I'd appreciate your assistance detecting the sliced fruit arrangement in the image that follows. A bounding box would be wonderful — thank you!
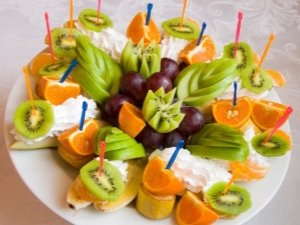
[78,9,113,32]
[186,123,249,162]
[13,100,55,140]
[142,87,185,133]
[174,57,239,106]
[126,12,161,46]
[94,126,146,160]
[120,39,161,78]
[162,17,200,40]
[72,35,123,105]
[205,181,252,218]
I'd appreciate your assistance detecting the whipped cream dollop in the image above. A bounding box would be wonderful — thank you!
[75,21,128,63]
[95,157,129,182]
[12,95,99,144]
[160,33,190,64]
[157,147,232,193]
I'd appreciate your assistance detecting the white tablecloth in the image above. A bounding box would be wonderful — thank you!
[0,0,299,224]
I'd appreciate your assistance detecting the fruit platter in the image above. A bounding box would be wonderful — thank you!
[4,3,293,225]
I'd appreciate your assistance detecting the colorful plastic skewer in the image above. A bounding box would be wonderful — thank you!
[145,3,153,26]
[166,140,185,170]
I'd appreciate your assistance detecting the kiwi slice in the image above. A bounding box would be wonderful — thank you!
[162,17,200,40]
[51,28,83,58]
[205,181,252,216]
[13,100,55,140]
[251,132,289,156]
[78,9,113,32]
[39,60,69,76]
[241,65,273,94]
[223,42,254,72]
[80,159,125,202]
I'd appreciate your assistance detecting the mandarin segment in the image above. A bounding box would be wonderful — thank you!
[30,53,58,76]
[265,69,286,87]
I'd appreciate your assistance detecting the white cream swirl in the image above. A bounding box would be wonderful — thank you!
[12,95,99,144]
[157,147,232,193]
[75,21,128,63]
[160,33,190,64]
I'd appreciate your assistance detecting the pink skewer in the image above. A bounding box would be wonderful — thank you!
[234,12,243,57]
[97,0,102,24]
[263,106,293,143]
[44,12,55,65]
[99,141,106,176]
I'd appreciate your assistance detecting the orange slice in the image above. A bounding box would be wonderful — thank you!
[143,156,185,196]
[176,191,219,225]
[118,102,146,138]
[212,96,252,128]
[126,12,161,46]
[251,99,288,131]
[179,35,216,65]
[58,119,99,156]
[265,69,286,87]
[39,76,81,105]
[63,20,78,28]
[30,53,58,76]
[252,50,261,64]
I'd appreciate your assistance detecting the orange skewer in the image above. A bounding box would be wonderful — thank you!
[69,0,73,42]
[179,0,188,29]
[23,66,36,115]
[253,33,275,79]
[222,168,240,194]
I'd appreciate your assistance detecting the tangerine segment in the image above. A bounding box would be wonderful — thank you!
[176,191,219,225]
[212,96,252,128]
[229,159,269,181]
[143,156,185,196]
[58,119,99,156]
[30,53,58,76]
[118,102,146,138]
[265,69,286,87]
[40,76,81,105]
[179,35,216,65]
[126,12,161,46]
[251,99,288,131]
[252,50,261,64]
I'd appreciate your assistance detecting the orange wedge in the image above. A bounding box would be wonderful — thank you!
[143,156,185,196]
[39,76,81,105]
[176,191,219,225]
[30,53,58,76]
[126,12,161,46]
[179,35,216,65]
[118,102,146,138]
[212,96,252,128]
[265,69,286,87]
[252,50,261,64]
[58,119,99,156]
[251,99,288,131]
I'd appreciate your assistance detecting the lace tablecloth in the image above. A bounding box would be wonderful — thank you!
[0,0,299,224]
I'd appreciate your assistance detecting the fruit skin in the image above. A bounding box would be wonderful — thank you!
[146,72,173,93]
[94,158,147,212]
[9,137,58,150]
[160,57,180,82]
[104,94,135,119]
[136,184,176,220]
[67,178,92,210]
[135,125,165,150]
[78,9,113,32]
[161,129,186,149]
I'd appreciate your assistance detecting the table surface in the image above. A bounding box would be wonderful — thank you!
[1,0,300,224]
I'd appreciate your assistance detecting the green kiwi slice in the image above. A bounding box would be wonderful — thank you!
[78,9,113,32]
[251,132,289,156]
[51,28,83,58]
[39,60,69,76]
[223,42,254,72]
[80,159,125,201]
[205,181,252,216]
[241,65,273,94]
[162,17,200,40]
[13,100,55,140]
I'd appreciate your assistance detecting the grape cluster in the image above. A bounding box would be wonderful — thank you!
[103,57,205,152]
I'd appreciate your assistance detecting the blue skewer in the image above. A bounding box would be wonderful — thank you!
[196,22,207,46]
[59,59,78,83]
[145,3,153,26]
[166,140,185,170]
[79,101,88,131]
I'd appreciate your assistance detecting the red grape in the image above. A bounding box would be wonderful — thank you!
[120,71,148,101]
[177,106,205,136]
[147,72,172,93]
[160,58,180,82]
[162,129,186,149]
[104,94,135,119]
[136,125,164,150]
